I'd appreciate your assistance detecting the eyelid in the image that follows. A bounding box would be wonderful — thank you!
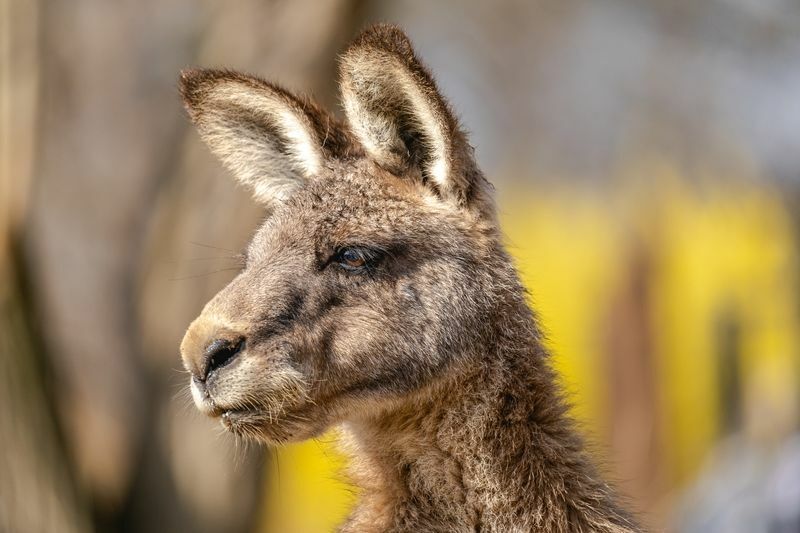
[346,247,371,261]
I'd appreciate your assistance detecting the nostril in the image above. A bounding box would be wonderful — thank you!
[201,338,245,381]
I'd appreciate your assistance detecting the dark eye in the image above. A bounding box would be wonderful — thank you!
[339,248,367,269]
[338,248,367,270]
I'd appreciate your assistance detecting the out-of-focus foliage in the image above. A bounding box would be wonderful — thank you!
[260,434,357,533]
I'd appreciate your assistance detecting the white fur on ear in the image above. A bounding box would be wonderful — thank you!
[341,52,451,190]
[339,26,471,203]
[181,69,326,205]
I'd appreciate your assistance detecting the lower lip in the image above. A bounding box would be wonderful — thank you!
[221,409,246,420]
[220,409,255,430]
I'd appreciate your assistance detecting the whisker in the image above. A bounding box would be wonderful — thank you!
[231,433,245,470]
[162,255,241,264]
[189,241,236,253]
[169,267,242,281]
[272,447,282,496]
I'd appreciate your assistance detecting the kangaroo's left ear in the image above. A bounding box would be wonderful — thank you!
[339,24,485,208]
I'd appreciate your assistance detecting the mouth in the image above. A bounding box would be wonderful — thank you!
[190,379,261,423]
[218,406,300,443]
[220,407,256,428]
[201,400,257,423]
[190,381,256,426]
[188,380,316,442]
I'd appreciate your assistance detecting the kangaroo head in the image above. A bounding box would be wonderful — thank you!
[180,25,508,443]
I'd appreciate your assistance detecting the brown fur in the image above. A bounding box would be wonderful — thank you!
[179,24,640,532]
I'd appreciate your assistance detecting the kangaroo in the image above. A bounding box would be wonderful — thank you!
[179,24,640,533]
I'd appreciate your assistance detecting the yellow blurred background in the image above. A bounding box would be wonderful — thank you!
[2,1,799,532]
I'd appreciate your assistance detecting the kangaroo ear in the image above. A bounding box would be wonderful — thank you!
[180,69,350,205]
[339,25,478,206]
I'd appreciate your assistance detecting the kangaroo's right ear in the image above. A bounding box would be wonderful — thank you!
[180,68,350,206]
[339,25,482,208]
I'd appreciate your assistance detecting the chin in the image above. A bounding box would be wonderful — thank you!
[217,408,271,440]
[219,405,324,445]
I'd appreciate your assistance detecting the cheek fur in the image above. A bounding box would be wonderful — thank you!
[329,307,392,366]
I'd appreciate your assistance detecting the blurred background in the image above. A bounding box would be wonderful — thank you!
[2,0,800,531]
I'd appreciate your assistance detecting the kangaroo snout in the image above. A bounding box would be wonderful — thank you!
[181,316,245,384]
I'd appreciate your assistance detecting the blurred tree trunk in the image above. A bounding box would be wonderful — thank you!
[27,1,204,528]
[0,1,89,531]
[603,239,664,529]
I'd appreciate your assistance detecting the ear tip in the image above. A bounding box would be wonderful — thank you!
[179,68,293,104]
[178,67,215,112]
[179,67,210,89]
[344,23,414,62]
[353,22,411,43]
[178,67,244,102]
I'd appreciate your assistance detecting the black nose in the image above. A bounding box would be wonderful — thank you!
[200,338,245,381]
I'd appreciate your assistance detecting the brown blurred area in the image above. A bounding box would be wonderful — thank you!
[2,1,800,532]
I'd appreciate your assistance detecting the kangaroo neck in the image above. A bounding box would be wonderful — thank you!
[338,333,639,533]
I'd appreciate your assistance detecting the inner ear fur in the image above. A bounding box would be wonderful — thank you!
[180,68,353,205]
[339,24,479,206]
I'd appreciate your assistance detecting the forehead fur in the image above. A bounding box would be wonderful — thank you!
[245,158,490,264]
